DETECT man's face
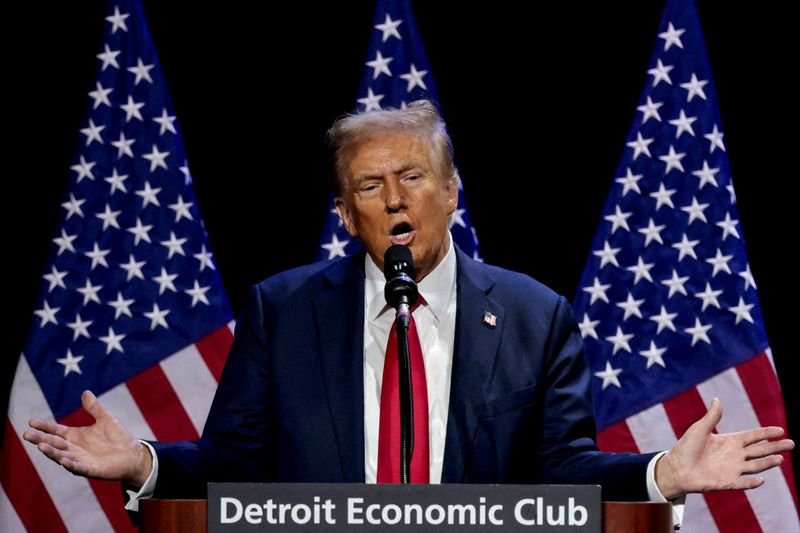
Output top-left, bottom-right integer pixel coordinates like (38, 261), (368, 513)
(335, 132), (458, 281)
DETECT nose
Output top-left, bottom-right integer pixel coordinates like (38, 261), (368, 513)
(384, 178), (406, 212)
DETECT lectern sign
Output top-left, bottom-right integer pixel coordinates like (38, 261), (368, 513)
(208, 483), (600, 532)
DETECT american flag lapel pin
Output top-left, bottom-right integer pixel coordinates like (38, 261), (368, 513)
(483, 311), (497, 328)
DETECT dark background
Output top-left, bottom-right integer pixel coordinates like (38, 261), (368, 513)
(2, 1), (797, 482)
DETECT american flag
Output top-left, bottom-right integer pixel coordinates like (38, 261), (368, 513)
(0, 1), (234, 531)
(316, 0), (481, 262)
(572, 0), (798, 530)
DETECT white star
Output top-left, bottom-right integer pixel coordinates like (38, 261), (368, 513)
(108, 291), (134, 319)
(399, 64), (428, 92)
(127, 217), (153, 245)
(153, 267), (178, 294)
(640, 341), (667, 369)
(658, 145), (686, 174)
(727, 183), (736, 204)
(691, 160), (720, 189)
(366, 50), (393, 79)
(637, 96), (663, 123)
(649, 183), (676, 210)
(716, 213), (740, 240)
(120, 95), (145, 122)
(193, 245), (216, 271)
(153, 108), (177, 135)
(593, 240), (621, 268)
(638, 218), (666, 246)
(658, 22), (685, 50)
(606, 326), (634, 355)
(604, 205), (632, 234)
(695, 282), (723, 311)
(57, 350), (84, 376)
(449, 208), (466, 229)
(595, 361), (623, 390)
(88, 81), (112, 109)
(53, 229), (78, 255)
(127, 58), (155, 85)
(61, 193), (86, 220)
(95, 204), (122, 230)
(161, 231), (188, 258)
(650, 305), (678, 334)
(168, 195), (194, 222)
(583, 277), (611, 305)
(111, 132), (136, 158)
(144, 303), (171, 330)
(728, 297), (755, 325)
(681, 197), (709, 224)
(76, 279), (103, 305)
(357, 88), (384, 111)
(105, 6), (129, 33)
(135, 181), (162, 207)
(180, 162), (192, 184)
(647, 59), (673, 87)
(578, 314), (600, 340)
(616, 168), (644, 196)
(626, 133), (654, 161)
(321, 234), (350, 259)
(704, 124), (726, 153)
(616, 292), (645, 320)
(661, 269), (689, 298)
(685, 318), (712, 346)
(142, 144), (170, 172)
(119, 254), (146, 281)
(739, 264), (757, 290)
(375, 13), (402, 42)
(70, 155), (96, 182)
(626, 257), (655, 284)
(680, 73), (709, 102)
(34, 301), (60, 327)
(99, 326), (126, 354)
(104, 168), (129, 194)
(43, 265), (68, 292)
(80, 119), (105, 146)
(672, 234), (700, 261)
(66, 313), (93, 340)
(96, 44), (120, 70)
(185, 280), (211, 307)
(668, 109), (697, 138)
(84, 242), (111, 269)
(706, 248), (733, 277)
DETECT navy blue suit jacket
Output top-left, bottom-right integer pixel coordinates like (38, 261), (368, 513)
(152, 249), (654, 499)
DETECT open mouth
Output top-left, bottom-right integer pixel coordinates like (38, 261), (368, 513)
(389, 222), (415, 245)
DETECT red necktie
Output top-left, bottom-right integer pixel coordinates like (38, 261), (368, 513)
(377, 300), (429, 483)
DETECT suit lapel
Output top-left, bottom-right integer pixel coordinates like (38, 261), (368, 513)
(314, 255), (366, 482)
(442, 249), (504, 482)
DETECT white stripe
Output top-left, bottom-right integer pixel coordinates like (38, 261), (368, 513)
(0, 484), (26, 533)
(765, 347), (778, 376)
(227, 320), (236, 335)
(697, 368), (800, 532)
(160, 344), (217, 434)
(98, 384), (156, 441)
(6, 357), (114, 532)
(627, 402), (719, 533)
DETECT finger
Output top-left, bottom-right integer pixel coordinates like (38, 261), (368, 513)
(745, 439), (795, 460)
(741, 426), (787, 447)
(23, 430), (69, 450)
(28, 418), (70, 438)
(695, 398), (722, 433)
(734, 476), (765, 491)
(742, 454), (784, 475)
(81, 390), (107, 421)
(36, 441), (73, 465)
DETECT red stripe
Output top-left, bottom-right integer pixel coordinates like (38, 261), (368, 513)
(194, 325), (233, 381)
(1, 417), (67, 532)
(736, 353), (799, 511)
(58, 409), (137, 533)
(663, 388), (762, 532)
(597, 420), (640, 453)
(126, 364), (200, 441)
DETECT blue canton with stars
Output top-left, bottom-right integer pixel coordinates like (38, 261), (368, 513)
(24, 0), (232, 420)
(572, 0), (769, 430)
(316, 0), (481, 262)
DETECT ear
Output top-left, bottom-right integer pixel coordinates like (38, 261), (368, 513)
(334, 197), (358, 237)
(444, 178), (458, 216)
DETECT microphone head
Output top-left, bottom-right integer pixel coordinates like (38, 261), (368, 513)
(384, 245), (418, 308)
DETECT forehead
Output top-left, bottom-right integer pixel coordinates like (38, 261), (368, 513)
(346, 132), (434, 179)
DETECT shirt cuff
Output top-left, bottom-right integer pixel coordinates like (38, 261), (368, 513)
(646, 451), (686, 529)
(124, 441), (159, 512)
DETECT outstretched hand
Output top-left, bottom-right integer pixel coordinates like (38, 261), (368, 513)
(655, 398), (795, 500)
(23, 390), (152, 488)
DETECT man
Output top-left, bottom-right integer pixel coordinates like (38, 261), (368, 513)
(24, 101), (793, 511)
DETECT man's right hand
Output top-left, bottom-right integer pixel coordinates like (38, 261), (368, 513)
(23, 389), (153, 488)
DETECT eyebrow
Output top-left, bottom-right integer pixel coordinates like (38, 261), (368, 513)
(353, 162), (427, 183)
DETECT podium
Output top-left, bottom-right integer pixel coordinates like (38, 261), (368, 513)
(141, 499), (672, 532)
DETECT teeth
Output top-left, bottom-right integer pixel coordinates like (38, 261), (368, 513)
(394, 232), (410, 239)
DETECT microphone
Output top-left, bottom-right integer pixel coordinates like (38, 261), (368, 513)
(384, 245), (419, 317)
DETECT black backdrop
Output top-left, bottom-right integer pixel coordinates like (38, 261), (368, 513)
(2, 1), (797, 483)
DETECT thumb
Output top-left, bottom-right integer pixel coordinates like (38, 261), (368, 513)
(81, 390), (107, 422)
(695, 397), (722, 434)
